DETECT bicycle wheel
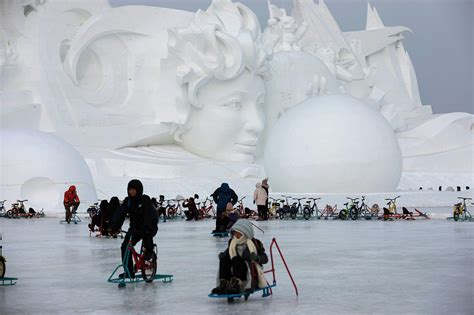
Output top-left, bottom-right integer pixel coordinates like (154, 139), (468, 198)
(349, 207), (358, 220)
(338, 210), (347, 220)
(278, 209), (284, 220)
(453, 211), (459, 221)
(290, 207), (297, 219)
(0, 258), (5, 277)
(303, 207), (311, 220)
(141, 247), (157, 283)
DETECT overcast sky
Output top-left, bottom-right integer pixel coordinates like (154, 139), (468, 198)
(110, 0), (473, 114)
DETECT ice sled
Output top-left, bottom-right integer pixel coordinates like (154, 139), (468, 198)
(208, 238), (298, 303)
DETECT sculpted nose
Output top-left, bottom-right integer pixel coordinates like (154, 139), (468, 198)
(245, 102), (264, 134)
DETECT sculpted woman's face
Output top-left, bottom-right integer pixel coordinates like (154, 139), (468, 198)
(180, 71), (265, 163)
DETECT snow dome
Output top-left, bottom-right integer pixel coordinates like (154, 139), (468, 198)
(0, 129), (97, 214)
(264, 95), (402, 193)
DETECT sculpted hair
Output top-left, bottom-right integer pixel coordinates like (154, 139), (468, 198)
(168, 0), (267, 141)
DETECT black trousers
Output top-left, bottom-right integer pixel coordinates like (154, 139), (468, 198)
(64, 202), (79, 221)
(215, 214), (230, 232)
(219, 253), (248, 281)
(257, 205), (266, 219)
(121, 231), (154, 274)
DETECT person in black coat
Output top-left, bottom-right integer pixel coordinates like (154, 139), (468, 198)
(88, 200), (108, 232)
(183, 197), (199, 221)
(211, 219), (268, 295)
(110, 179), (158, 278)
(212, 183), (238, 232)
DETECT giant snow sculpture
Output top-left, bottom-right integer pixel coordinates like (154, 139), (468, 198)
(0, 0), (472, 197)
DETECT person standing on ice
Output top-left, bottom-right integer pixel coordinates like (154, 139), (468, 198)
(63, 185), (80, 224)
(253, 182), (268, 221)
(212, 183), (238, 232)
(261, 178), (270, 220)
(110, 179), (158, 278)
(211, 219), (268, 295)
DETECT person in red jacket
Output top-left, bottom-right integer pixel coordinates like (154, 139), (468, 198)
(64, 185), (80, 223)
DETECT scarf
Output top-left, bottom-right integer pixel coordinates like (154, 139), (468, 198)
(229, 235), (257, 259)
(228, 235), (266, 288)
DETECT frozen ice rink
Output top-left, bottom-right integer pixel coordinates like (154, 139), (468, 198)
(0, 215), (472, 314)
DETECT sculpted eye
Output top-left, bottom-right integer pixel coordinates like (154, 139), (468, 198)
(223, 101), (242, 110)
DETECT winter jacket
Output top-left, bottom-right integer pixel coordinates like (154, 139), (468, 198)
(212, 183), (238, 214)
(253, 183), (268, 206)
(183, 199), (198, 213)
(111, 179), (158, 236)
(225, 238), (268, 265)
(64, 186), (80, 204)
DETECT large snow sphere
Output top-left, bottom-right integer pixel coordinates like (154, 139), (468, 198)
(264, 95), (402, 193)
(0, 129), (97, 213)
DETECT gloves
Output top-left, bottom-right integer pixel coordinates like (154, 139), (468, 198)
(249, 252), (259, 262)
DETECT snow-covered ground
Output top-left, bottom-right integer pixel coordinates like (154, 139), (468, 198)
(0, 217), (472, 314)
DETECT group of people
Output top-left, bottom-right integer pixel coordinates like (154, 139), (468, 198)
(88, 197), (121, 236)
(63, 178), (270, 294)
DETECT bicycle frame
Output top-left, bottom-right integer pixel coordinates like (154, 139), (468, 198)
(200, 197), (215, 218)
(385, 196), (401, 214)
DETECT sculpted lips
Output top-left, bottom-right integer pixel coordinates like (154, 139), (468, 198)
(235, 138), (258, 153)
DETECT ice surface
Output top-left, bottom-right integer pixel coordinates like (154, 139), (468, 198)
(0, 217), (472, 314)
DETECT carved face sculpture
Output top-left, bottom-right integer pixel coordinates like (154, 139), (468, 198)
(280, 16), (296, 32)
(180, 71), (265, 163)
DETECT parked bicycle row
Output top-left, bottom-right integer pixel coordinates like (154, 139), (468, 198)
(0, 199), (44, 219)
(264, 195), (430, 221)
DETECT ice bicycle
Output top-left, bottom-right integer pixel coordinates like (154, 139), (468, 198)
(0, 234), (18, 286)
(59, 211), (81, 224)
(211, 231), (229, 238)
(447, 197), (473, 222)
(208, 238), (298, 303)
(108, 233), (173, 288)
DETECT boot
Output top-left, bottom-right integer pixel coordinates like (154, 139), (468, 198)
(211, 279), (228, 295)
(225, 277), (243, 294)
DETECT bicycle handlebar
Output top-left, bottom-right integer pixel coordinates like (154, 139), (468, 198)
(239, 196), (246, 202)
(457, 197), (472, 200)
(346, 197), (359, 201)
(385, 195), (401, 201)
(17, 199), (28, 202)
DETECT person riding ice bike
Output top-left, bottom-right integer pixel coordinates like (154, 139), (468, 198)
(63, 185), (80, 224)
(110, 179), (158, 279)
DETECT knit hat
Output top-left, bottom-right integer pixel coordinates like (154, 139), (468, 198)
(230, 219), (254, 239)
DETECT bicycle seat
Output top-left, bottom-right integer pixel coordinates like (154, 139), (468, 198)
(344, 202), (348, 206)
(12, 203), (19, 206)
(454, 202), (462, 207)
(305, 201), (311, 204)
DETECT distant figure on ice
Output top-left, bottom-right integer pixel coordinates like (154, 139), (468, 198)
(63, 185), (80, 224)
(88, 199), (109, 233)
(211, 219), (268, 295)
(254, 182), (268, 221)
(212, 183), (238, 233)
(110, 179), (158, 279)
(183, 196), (199, 221)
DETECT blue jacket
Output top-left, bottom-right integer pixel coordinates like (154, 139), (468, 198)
(212, 183), (238, 214)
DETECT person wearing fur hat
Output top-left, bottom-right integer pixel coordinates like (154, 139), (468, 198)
(211, 219), (268, 295)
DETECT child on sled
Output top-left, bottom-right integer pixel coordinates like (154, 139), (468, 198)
(211, 219), (268, 295)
